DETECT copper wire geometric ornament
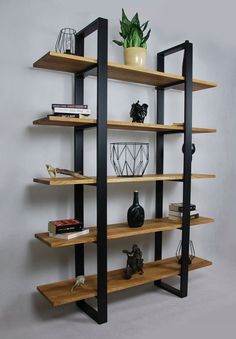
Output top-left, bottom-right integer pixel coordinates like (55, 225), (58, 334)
(110, 142), (149, 176)
(55, 28), (76, 54)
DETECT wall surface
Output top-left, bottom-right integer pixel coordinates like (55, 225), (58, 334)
(0, 0), (235, 338)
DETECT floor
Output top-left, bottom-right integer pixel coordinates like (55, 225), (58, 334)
(1, 258), (235, 339)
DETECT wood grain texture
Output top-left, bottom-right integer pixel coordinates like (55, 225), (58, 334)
(33, 116), (216, 134)
(37, 256), (212, 306)
(35, 216), (214, 248)
(33, 173), (216, 186)
(33, 52), (217, 91)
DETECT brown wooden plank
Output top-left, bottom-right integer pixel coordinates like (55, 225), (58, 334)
(33, 52), (217, 91)
(33, 52), (97, 73)
(37, 256), (212, 306)
(33, 116), (216, 133)
(33, 116), (97, 127)
(33, 173), (216, 186)
(35, 216), (214, 248)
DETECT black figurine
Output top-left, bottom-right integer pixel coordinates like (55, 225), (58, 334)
(122, 244), (144, 279)
(130, 100), (148, 123)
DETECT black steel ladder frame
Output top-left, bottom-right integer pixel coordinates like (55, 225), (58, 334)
(73, 19), (192, 322)
(73, 17), (108, 324)
(154, 41), (193, 298)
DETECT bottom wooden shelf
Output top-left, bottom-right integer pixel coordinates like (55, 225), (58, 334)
(37, 256), (212, 306)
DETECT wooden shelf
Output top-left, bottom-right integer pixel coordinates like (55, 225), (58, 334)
(33, 116), (216, 134)
(33, 173), (216, 186)
(35, 216), (214, 248)
(33, 52), (217, 91)
(37, 256), (212, 306)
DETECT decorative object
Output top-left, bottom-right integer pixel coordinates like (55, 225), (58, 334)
(113, 9), (151, 68)
(46, 164), (88, 179)
(127, 191), (145, 227)
(122, 244), (144, 279)
(182, 143), (196, 161)
(55, 28), (76, 54)
(176, 240), (196, 265)
(110, 142), (149, 176)
(71, 275), (85, 292)
(130, 100), (148, 123)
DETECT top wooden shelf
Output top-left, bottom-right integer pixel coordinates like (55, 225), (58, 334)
(33, 52), (217, 91)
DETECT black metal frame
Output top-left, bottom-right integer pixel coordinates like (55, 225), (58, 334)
(74, 17), (108, 324)
(73, 20), (192, 321)
(155, 41), (193, 298)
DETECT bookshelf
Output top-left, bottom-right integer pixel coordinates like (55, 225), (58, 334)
(33, 18), (216, 324)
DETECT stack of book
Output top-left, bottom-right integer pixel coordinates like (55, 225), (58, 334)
(48, 219), (89, 240)
(168, 203), (199, 221)
(49, 104), (91, 118)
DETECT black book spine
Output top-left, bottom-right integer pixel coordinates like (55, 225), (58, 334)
(177, 206), (196, 212)
(54, 224), (83, 234)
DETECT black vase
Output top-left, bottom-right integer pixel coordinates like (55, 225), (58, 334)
(127, 191), (145, 228)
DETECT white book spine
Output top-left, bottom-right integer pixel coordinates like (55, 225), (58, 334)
(53, 107), (91, 114)
(49, 228), (89, 240)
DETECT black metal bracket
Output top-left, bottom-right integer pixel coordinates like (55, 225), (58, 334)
(74, 17), (108, 324)
(154, 41), (193, 298)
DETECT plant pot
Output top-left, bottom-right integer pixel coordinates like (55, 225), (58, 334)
(124, 47), (147, 68)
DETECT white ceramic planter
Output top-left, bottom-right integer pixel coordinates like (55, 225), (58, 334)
(124, 47), (147, 68)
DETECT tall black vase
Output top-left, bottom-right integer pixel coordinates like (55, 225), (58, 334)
(127, 191), (145, 228)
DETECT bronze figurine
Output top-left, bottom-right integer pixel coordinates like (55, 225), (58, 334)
(122, 244), (144, 279)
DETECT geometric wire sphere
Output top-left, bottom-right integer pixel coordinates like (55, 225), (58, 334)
(110, 142), (149, 177)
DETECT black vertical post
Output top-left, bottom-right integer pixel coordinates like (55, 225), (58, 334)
(74, 35), (85, 278)
(154, 53), (165, 286)
(96, 18), (108, 324)
(180, 41), (193, 297)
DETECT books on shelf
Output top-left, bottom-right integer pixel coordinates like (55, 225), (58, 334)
(168, 202), (199, 221)
(50, 103), (91, 117)
(169, 203), (196, 212)
(48, 218), (83, 234)
(49, 228), (90, 240)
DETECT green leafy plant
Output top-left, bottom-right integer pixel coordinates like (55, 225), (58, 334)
(113, 9), (151, 49)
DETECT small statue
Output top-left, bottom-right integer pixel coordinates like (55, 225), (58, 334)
(46, 164), (88, 179)
(130, 100), (148, 123)
(71, 275), (85, 292)
(122, 244), (144, 279)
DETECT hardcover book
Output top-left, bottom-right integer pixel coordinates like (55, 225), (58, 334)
(52, 104), (88, 109)
(48, 219), (82, 227)
(169, 210), (198, 217)
(49, 228), (90, 240)
(52, 107), (91, 114)
(48, 223), (83, 234)
(169, 203), (196, 212)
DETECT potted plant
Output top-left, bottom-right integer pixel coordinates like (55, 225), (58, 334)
(113, 9), (151, 68)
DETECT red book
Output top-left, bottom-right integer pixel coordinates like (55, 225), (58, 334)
(48, 219), (82, 227)
(48, 219), (83, 234)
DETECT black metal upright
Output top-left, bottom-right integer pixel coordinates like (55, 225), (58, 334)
(154, 41), (193, 298)
(74, 34), (85, 279)
(74, 17), (108, 324)
(180, 41), (193, 297)
(154, 53), (164, 286)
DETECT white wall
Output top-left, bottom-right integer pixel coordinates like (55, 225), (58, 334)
(0, 0), (235, 337)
